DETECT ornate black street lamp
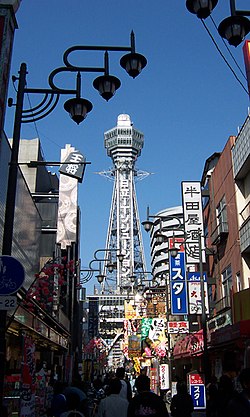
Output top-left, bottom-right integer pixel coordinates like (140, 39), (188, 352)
(0, 32), (146, 405)
(80, 248), (124, 285)
(3, 31), (147, 257)
(186, 0), (250, 47)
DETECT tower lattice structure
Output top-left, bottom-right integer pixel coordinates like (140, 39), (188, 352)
(101, 114), (147, 293)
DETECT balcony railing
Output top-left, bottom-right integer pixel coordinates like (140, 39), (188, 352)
(211, 221), (229, 245)
(215, 295), (231, 313)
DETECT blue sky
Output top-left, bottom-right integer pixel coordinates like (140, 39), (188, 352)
(4, 1), (250, 293)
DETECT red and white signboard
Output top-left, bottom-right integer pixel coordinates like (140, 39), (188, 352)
(159, 363), (170, 390)
(167, 321), (189, 334)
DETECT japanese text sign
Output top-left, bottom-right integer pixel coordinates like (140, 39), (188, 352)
(181, 181), (205, 263)
(59, 151), (86, 182)
(189, 373), (206, 409)
(188, 272), (209, 315)
(167, 321), (189, 333)
(170, 251), (188, 315)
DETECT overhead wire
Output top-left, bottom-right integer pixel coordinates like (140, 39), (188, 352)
(200, 18), (249, 95)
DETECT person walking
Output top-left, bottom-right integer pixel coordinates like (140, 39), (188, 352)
(226, 368), (250, 417)
(170, 381), (194, 417)
(206, 375), (219, 417)
(216, 374), (236, 417)
(127, 374), (169, 417)
(97, 377), (129, 417)
(115, 367), (132, 402)
(60, 391), (85, 417)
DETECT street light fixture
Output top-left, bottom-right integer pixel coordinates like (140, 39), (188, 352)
(186, 0), (250, 47)
(3, 31), (147, 258)
(80, 248), (124, 286)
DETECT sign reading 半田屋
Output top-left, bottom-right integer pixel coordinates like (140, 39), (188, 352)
(181, 181), (206, 264)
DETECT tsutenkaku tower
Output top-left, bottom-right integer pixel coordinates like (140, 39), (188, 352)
(102, 114), (147, 293)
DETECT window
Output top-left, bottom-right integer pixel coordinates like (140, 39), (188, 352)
(221, 266), (232, 300)
(216, 196), (228, 232)
(236, 273), (242, 292)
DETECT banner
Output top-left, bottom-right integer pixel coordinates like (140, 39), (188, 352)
(169, 244), (188, 315)
(20, 335), (36, 417)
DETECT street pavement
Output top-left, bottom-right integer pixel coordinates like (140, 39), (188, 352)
(166, 403), (206, 417)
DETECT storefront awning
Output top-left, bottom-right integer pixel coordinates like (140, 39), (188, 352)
(173, 329), (204, 359)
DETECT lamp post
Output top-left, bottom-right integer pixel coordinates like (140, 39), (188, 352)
(0, 32), (146, 406)
(80, 248), (124, 286)
(186, 0), (250, 47)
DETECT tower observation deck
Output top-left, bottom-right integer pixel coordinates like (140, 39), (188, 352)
(103, 114), (147, 293)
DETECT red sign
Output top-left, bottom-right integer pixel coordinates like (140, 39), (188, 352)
(189, 373), (204, 385)
(168, 237), (185, 252)
(243, 40), (250, 96)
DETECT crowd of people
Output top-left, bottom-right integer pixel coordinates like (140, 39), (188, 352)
(206, 368), (250, 417)
(3, 366), (250, 417)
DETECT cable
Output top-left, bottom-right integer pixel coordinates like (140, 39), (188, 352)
(210, 15), (248, 82)
(200, 19), (249, 95)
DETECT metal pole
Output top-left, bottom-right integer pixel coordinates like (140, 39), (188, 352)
(0, 63), (27, 407)
(230, 0), (236, 16)
(2, 62), (27, 255)
(198, 231), (209, 387)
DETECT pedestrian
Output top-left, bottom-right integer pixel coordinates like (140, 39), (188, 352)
(226, 368), (250, 417)
(206, 375), (218, 417)
(115, 367), (132, 402)
(50, 381), (67, 417)
(216, 374), (236, 417)
(60, 391), (85, 417)
(127, 374), (169, 417)
(170, 381), (194, 417)
(64, 380), (89, 417)
(98, 377), (129, 417)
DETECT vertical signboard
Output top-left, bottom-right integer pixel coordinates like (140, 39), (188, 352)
(182, 181), (205, 264)
(20, 335), (36, 417)
(56, 145), (78, 249)
(187, 272), (209, 314)
(169, 238), (188, 315)
(159, 363), (170, 390)
(188, 373), (206, 409)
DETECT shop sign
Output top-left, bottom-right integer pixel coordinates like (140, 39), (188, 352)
(59, 151), (86, 182)
(159, 364), (170, 390)
(208, 311), (232, 334)
(188, 373), (206, 410)
(181, 181), (206, 264)
(187, 272), (209, 315)
(20, 336), (36, 417)
(0, 255), (25, 295)
(170, 250), (188, 315)
(167, 321), (189, 333)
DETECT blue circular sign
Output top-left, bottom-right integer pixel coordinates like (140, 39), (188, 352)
(0, 255), (25, 295)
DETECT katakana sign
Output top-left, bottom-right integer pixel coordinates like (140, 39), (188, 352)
(169, 247), (188, 315)
(189, 373), (206, 409)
